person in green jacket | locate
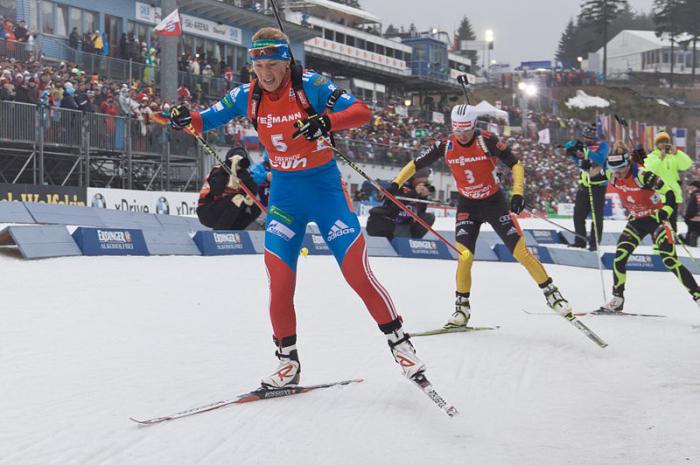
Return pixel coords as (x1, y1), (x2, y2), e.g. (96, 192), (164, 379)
(643, 132), (693, 230)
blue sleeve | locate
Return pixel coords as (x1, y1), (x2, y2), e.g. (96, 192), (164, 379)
(199, 84), (250, 132)
(251, 162), (268, 185)
(250, 150), (269, 184)
(301, 71), (357, 115)
(588, 141), (609, 166)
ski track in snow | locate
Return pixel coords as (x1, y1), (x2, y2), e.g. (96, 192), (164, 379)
(1, 253), (700, 465)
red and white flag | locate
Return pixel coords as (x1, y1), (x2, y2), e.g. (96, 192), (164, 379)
(154, 9), (182, 36)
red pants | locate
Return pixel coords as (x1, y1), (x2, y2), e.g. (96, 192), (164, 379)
(264, 234), (398, 339)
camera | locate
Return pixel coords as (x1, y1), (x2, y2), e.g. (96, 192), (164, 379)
(664, 144), (672, 153)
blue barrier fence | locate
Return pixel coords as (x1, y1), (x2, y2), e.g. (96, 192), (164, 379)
(1, 202), (698, 273)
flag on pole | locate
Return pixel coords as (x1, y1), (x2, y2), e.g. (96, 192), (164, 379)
(673, 128), (687, 151)
(154, 9), (182, 36)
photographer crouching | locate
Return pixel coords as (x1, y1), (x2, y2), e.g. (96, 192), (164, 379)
(367, 168), (436, 239)
(197, 147), (262, 230)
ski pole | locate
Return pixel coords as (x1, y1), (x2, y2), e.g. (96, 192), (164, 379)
(187, 124), (267, 214)
(395, 196), (450, 206)
(585, 172), (607, 303)
(319, 139), (469, 260)
(525, 205), (588, 241)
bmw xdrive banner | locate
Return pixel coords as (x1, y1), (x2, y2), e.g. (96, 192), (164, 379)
(87, 188), (198, 216)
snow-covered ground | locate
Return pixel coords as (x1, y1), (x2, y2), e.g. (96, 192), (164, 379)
(2, 251), (700, 465)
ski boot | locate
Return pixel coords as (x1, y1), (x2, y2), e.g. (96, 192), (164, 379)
(381, 319), (425, 380)
(444, 293), (471, 329)
(261, 336), (301, 389)
(600, 295), (625, 313)
(542, 280), (573, 316)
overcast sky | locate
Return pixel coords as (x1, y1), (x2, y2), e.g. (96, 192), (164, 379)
(360, 0), (655, 66)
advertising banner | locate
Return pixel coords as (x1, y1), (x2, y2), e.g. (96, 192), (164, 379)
(0, 183), (86, 205)
(87, 188), (198, 217)
(135, 2), (242, 44)
(493, 243), (554, 264)
(601, 252), (665, 271)
(193, 230), (256, 255)
(527, 229), (561, 245)
(72, 227), (149, 256)
(301, 233), (333, 255)
(390, 237), (452, 260)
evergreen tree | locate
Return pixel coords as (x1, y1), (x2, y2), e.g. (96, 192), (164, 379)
(653, 0), (684, 87)
(556, 19), (579, 67)
(678, 0), (699, 83)
(579, 0), (629, 80)
(456, 16), (478, 70)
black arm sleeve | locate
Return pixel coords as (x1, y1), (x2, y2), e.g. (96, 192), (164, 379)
(664, 191), (676, 211)
(414, 141), (446, 170)
(485, 134), (518, 168)
(685, 192), (698, 220)
(207, 166), (230, 197)
(239, 169), (259, 196)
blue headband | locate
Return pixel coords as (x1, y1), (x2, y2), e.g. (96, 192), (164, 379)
(249, 42), (291, 62)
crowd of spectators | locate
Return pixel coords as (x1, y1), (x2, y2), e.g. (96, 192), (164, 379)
(1, 17), (33, 45)
(0, 27), (652, 211)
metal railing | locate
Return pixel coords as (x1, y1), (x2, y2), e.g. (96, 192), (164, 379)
(84, 112), (126, 152)
(34, 34), (238, 100)
(42, 106), (82, 147)
(0, 37), (40, 62)
(0, 101), (36, 144)
(0, 99), (203, 190)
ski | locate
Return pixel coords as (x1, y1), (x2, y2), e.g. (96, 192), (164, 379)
(410, 326), (499, 337)
(580, 309), (665, 318)
(130, 378), (364, 425)
(522, 309), (664, 318)
(562, 312), (609, 348)
(521, 309), (608, 348)
(410, 373), (459, 418)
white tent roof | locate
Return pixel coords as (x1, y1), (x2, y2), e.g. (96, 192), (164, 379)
(295, 0), (381, 24)
(596, 30), (694, 55)
(474, 101), (509, 123)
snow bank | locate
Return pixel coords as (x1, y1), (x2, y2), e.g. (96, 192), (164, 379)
(565, 90), (610, 109)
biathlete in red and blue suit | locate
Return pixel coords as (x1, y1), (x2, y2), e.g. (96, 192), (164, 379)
(169, 27), (425, 389)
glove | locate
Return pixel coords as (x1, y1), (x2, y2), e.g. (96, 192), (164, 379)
(641, 171), (663, 190)
(231, 194), (254, 208)
(292, 114), (331, 141)
(510, 194), (525, 215)
(564, 140), (583, 156)
(580, 158), (592, 170)
(169, 105), (191, 130)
